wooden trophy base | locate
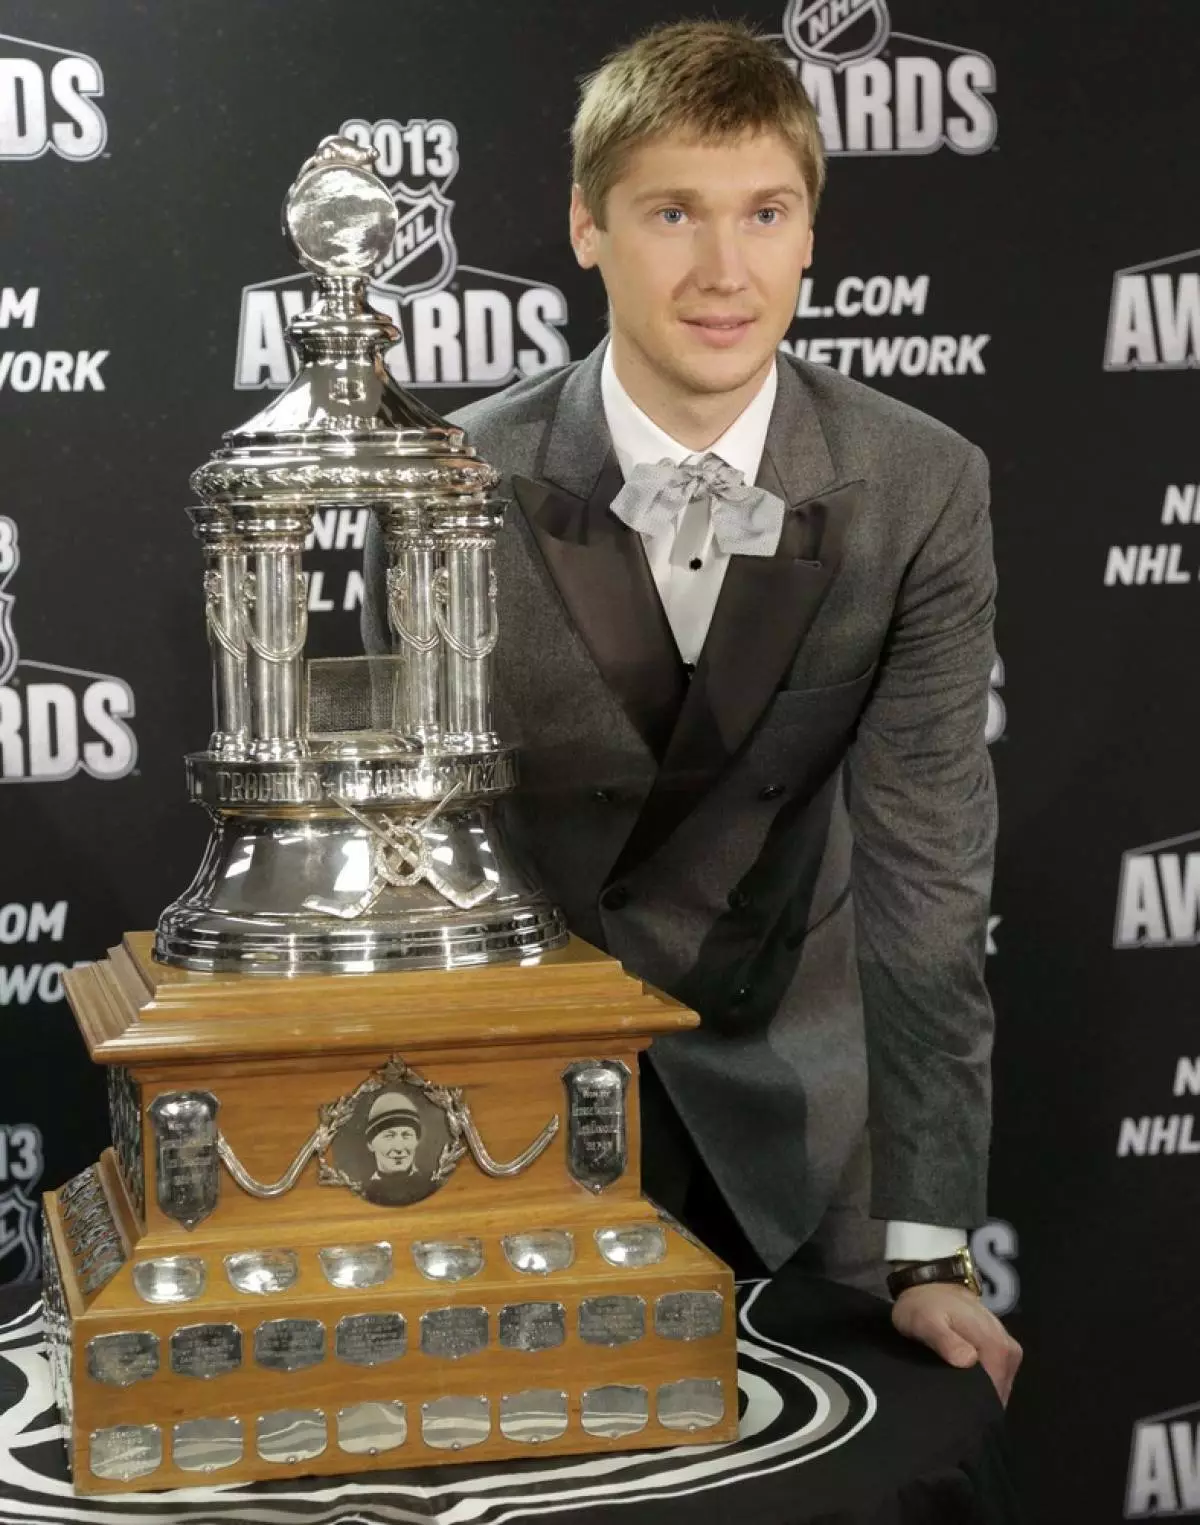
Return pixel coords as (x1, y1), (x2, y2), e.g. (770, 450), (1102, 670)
(44, 934), (738, 1494)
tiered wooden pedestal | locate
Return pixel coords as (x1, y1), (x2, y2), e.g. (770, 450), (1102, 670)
(43, 934), (737, 1494)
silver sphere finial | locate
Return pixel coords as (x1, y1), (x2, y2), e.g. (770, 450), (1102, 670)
(282, 134), (398, 278)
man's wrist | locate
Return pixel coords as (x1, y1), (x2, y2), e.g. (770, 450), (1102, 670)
(886, 1247), (983, 1301)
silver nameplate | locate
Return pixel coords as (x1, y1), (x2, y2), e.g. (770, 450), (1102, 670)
(502, 1230), (575, 1276)
(335, 1311), (407, 1367)
(499, 1301), (566, 1353)
(578, 1295), (646, 1347)
(256, 1408), (327, 1464)
(86, 1331), (158, 1387)
(337, 1400), (407, 1455)
(61, 1166), (101, 1212)
(319, 1241), (393, 1289)
(562, 1060), (629, 1192)
(412, 1237), (483, 1282)
(596, 1224), (667, 1268)
(80, 1253), (124, 1296)
(500, 1389), (569, 1444)
(225, 1248), (299, 1295)
(254, 1317), (325, 1372)
(655, 1290), (725, 1341)
(581, 1385), (649, 1439)
(148, 1090), (220, 1230)
(420, 1305), (489, 1359)
(173, 1417), (244, 1472)
(422, 1395), (489, 1450)
(71, 1216), (117, 1259)
(67, 1200), (112, 1246)
(89, 1423), (162, 1481)
(132, 1255), (206, 1305)
(170, 1322), (242, 1379)
(658, 1377), (725, 1431)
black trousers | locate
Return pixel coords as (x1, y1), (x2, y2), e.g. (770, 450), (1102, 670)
(638, 1053), (890, 1297)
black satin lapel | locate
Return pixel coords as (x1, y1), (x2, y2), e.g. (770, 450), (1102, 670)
(512, 461), (686, 760)
(611, 480), (863, 877)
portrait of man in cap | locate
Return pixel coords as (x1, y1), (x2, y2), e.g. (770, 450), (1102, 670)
(328, 1074), (452, 1207)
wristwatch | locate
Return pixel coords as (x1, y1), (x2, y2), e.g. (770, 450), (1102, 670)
(886, 1246), (983, 1301)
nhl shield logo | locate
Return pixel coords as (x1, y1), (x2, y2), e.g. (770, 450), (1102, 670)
(0, 1189), (39, 1283)
(374, 180), (457, 303)
(783, 0), (891, 69)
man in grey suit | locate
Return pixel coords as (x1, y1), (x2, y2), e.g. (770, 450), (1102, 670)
(363, 19), (1020, 1399)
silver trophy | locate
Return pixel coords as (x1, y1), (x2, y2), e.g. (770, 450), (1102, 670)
(155, 136), (566, 973)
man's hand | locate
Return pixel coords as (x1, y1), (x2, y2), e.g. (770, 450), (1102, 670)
(891, 1283), (1022, 1405)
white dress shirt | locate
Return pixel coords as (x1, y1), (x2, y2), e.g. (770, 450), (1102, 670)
(600, 341), (966, 1268)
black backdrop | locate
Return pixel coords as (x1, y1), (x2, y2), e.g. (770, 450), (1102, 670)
(3, 3), (1200, 1520)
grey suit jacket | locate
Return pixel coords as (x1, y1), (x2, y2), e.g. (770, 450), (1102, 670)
(362, 340), (997, 1271)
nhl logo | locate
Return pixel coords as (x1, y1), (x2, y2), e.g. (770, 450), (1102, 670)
(0, 1188), (39, 1284)
(375, 180), (457, 303)
(783, 0), (891, 69)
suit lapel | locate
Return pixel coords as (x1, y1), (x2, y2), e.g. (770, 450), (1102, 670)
(611, 360), (863, 876)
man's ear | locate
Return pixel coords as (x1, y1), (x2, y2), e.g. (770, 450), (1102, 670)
(569, 183), (601, 269)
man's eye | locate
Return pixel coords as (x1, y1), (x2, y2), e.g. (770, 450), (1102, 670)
(756, 207), (780, 225)
(658, 207), (686, 225)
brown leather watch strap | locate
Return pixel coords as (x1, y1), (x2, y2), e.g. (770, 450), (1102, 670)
(886, 1248), (982, 1301)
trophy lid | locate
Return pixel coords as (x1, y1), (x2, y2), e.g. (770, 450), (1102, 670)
(191, 136), (496, 508)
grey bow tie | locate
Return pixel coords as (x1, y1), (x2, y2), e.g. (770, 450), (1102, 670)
(609, 453), (786, 558)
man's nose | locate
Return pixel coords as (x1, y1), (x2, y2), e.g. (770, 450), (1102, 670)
(693, 222), (750, 293)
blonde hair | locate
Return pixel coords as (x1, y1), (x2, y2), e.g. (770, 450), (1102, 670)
(571, 19), (826, 229)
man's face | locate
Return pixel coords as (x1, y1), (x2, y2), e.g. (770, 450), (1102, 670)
(369, 1123), (418, 1174)
(570, 128), (814, 401)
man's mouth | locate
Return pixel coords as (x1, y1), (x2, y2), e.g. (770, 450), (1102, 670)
(681, 316), (755, 347)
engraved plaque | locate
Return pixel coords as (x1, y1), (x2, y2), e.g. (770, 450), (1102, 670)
(581, 1385), (649, 1439)
(655, 1290), (725, 1341)
(562, 1060), (629, 1192)
(133, 1255), (206, 1305)
(502, 1230), (575, 1275)
(225, 1248), (299, 1295)
(420, 1306), (489, 1359)
(256, 1408), (327, 1464)
(86, 1331), (159, 1387)
(658, 1377), (725, 1431)
(89, 1423), (163, 1481)
(500, 1389), (569, 1444)
(319, 1241), (392, 1289)
(596, 1224), (667, 1268)
(68, 1202), (113, 1247)
(173, 1417), (244, 1472)
(254, 1318), (325, 1372)
(61, 1167), (101, 1212)
(72, 1219), (118, 1260)
(80, 1253), (123, 1296)
(422, 1395), (489, 1450)
(499, 1301), (566, 1353)
(108, 1064), (145, 1221)
(337, 1400), (407, 1455)
(148, 1091), (220, 1229)
(412, 1237), (483, 1282)
(335, 1311), (407, 1367)
(170, 1322), (242, 1379)
(78, 1235), (120, 1274)
(578, 1295), (645, 1347)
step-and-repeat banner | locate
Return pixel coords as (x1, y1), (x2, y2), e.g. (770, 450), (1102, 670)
(2, 1), (1198, 1518)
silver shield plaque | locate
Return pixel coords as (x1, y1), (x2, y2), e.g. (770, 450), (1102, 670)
(500, 1389), (569, 1444)
(318, 1241), (393, 1289)
(148, 1090), (220, 1230)
(256, 1408), (327, 1464)
(580, 1385), (648, 1439)
(132, 1255), (206, 1305)
(421, 1395), (489, 1450)
(225, 1248), (299, 1294)
(173, 1416), (244, 1472)
(596, 1224), (667, 1268)
(499, 1301), (566, 1353)
(335, 1311), (407, 1367)
(562, 1060), (629, 1192)
(86, 1331), (159, 1387)
(170, 1322), (243, 1379)
(658, 1377), (725, 1431)
(254, 1317), (326, 1372)
(412, 1237), (483, 1282)
(89, 1423), (163, 1481)
(578, 1295), (646, 1347)
(337, 1400), (407, 1455)
(420, 1305), (489, 1359)
(502, 1230), (575, 1275)
(655, 1290), (725, 1341)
